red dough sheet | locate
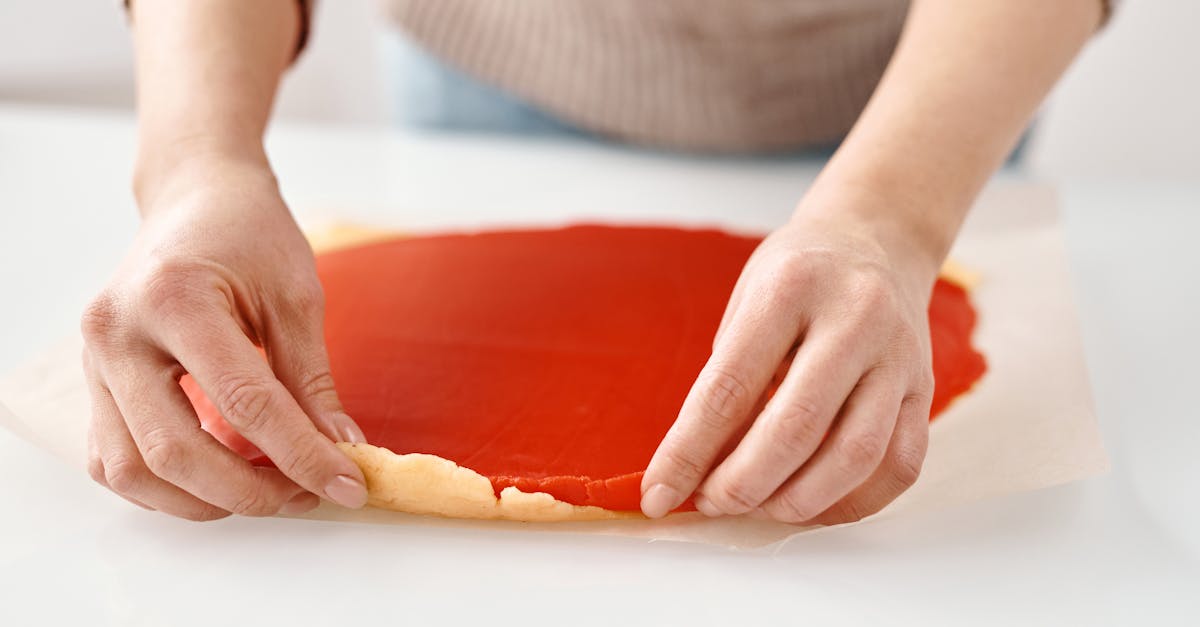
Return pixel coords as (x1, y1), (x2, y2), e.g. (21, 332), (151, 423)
(192, 225), (987, 512)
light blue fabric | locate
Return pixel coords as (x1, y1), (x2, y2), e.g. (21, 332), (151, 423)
(384, 33), (585, 137)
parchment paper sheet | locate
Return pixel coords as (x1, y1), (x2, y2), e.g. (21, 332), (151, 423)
(0, 184), (1108, 549)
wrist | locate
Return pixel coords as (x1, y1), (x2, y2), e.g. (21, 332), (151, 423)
(133, 152), (281, 226)
(797, 125), (992, 269)
(791, 175), (954, 292)
(133, 134), (272, 210)
(133, 138), (276, 212)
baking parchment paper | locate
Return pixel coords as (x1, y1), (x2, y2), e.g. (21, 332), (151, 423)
(0, 184), (1108, 549)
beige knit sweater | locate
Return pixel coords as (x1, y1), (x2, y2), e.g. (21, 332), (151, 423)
(382, 0), (910, 152)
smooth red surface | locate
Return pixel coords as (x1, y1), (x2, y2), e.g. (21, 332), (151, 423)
(186, 226), (986, 512)
(928, 279), (988, 417)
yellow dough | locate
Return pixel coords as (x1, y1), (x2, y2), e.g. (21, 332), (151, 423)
(306, 222), (401, 254)
(339, 443), (633, 522)
(939, 258), (980, 290)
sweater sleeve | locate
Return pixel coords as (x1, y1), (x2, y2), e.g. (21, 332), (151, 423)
(120, 0), (314, 60)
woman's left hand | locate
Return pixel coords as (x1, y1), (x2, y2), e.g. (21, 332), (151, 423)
(640, 192), (942, 525)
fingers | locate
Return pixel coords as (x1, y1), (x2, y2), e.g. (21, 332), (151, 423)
(86, 421), (153, 511)
(160, 312), (368, 510)
(262, 281), (365, 445)
(756, 367), (904, 523)
(805, 391), (931, 526)
(81, 242), (358, 520)
(693, 336), (882, 516)
(105, 350), (316, 517)
(85, 368), (230, 521)
(640, 285), (803, 518)
(87, 425), (152, 511)
(712, 267), (751, 345)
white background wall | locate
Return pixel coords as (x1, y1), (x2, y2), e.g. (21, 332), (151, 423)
(1028, 1), (1200, 180)
(1, 0), (1196, 180)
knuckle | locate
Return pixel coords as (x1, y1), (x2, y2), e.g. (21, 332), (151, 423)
(278, 439), (327, 484)
(763, 261), (810, 308)
(768, 490), (816, 524)
(229, 474), (275, 516)
(890, 442), (926, 489)
(739, 254), (810, 312)
(286, 279), (326, 315)
(845, 274), (894, 327)
(80, 293), (123, 344)
(775, 251), (817, 284)
(887, 330), (925, 368)
(912, 371), (936, 401)
(769, 395), (826, 457)
(138, 259), (211, 319)
(104, 453), (145, 494)
(695, 367), (752, 429)
(213, 373), (274, 432)
(904, 324), (928, 351)
(760, 282), (798, 313)
(87, 455), (108, 486)
(835, 431), (889, 472)
(296, 370), (338, 403)
(141, 429), (191, 480)
(902, 390), (935, 426)
(711, 478), (761, 512)
(661, 447), (708, 483)
(181, 505), (231, 523)
(831, 499), (872, 524)
(854, 272), (893, 308)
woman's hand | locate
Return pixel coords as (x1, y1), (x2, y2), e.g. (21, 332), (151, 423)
(640, 189), (941, 525)
(636, 0), (1103, 527)
(81, 160), (368, 521)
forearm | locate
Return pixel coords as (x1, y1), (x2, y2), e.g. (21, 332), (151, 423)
(803, 0), (1103, 273)
(129, 0), (304, 207)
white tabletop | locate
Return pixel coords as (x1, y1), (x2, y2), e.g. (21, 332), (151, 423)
(1, 104), (1197, 626)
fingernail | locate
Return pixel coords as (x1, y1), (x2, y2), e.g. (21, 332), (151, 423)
(693, 493), (721, 517)
(279, 492), (320, 516)
(337, 418), (366, 444)
(324, 474), (368, 509)
(640, 483), (682, 519)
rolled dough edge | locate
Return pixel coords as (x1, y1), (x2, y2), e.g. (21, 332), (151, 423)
(338, 443), (637, 522)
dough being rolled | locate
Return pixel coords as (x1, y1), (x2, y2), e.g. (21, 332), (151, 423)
(340, 443), (634, 522)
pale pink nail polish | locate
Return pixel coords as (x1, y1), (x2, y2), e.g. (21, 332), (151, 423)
(640, 483), (682, 519)
(338, 420), (366, 444)
(693, 494), (722, 517)
(333, 415), (364, 444)
(279, 492), (320, 516)
(324, 474), (368, 509)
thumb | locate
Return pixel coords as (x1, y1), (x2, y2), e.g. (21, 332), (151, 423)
(267, 285), (366, 445)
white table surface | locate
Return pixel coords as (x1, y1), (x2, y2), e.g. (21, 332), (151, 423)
(0, 104), (1197, 626)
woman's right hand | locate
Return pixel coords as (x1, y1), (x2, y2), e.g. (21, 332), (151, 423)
(81, 159), (369, 521)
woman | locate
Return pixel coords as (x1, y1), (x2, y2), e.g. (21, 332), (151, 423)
(81, 0), (1112, 523)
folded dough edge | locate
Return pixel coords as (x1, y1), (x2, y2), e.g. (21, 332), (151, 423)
(339, 443), (635, 522)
